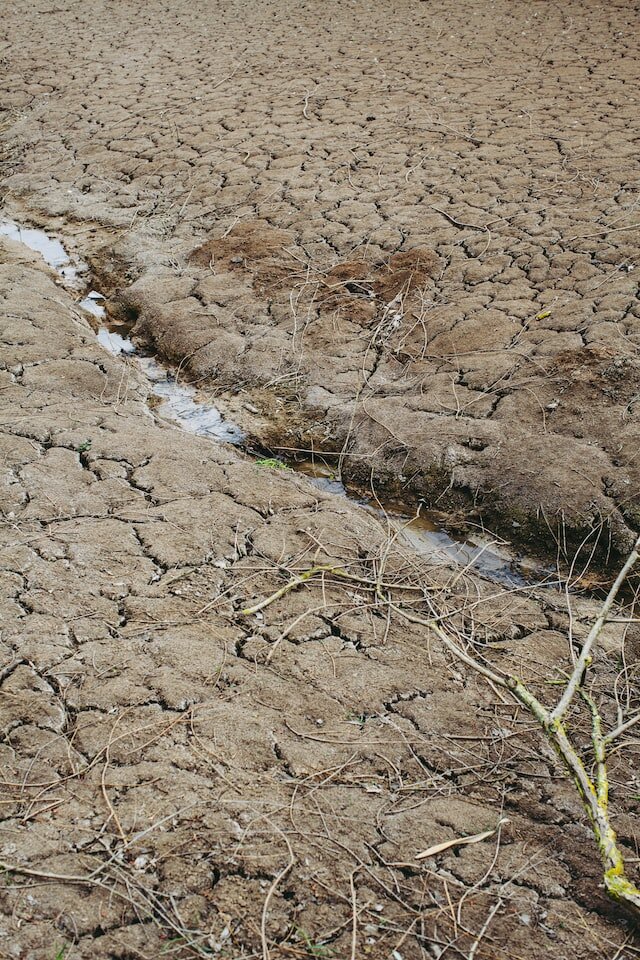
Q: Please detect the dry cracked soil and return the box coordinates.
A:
[1,1,640,959]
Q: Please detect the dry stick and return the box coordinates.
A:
[605,711,640,744]
[432,205,488,232]
[242,565,345,615]
[349,869,358,960]
[389,600,507,690]
[242,544,640,917]
[241,564,422,616]
[266,602,330,664]
[551,533,640,723]
[101,714,128,843]
[565,221,640,242]
[260,821,295,960]
[467,899,504,960]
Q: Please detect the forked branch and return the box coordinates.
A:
[242,534,640,917]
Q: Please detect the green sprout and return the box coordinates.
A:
[256,457,290,471]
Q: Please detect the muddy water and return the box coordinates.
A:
[94,310,245,445]
[1,216,539,585]
[0,217,87,285]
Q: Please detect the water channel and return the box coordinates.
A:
[1,215,544,586]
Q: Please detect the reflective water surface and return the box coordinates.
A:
[0,217,87,285]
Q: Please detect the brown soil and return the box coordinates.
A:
[2,0,637,560]
[1,1,640,958]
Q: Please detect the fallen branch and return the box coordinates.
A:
[241,535,640,917]
[241,564,422,615]
[551,534,640,722]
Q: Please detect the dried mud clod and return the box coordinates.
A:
[189,221,295,270]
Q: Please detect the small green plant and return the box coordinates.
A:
[54,948,68,960]
[256,457,289,471]
[76,439,92,453]
[294,928,333,957]
[345,711,367,727]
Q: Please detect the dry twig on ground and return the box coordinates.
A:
[242,534,640,918]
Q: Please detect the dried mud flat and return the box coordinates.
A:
[1,1,640,959]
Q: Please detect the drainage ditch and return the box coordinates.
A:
[1,215,548,587]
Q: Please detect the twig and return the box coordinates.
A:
[468,899,503,960]
[551,533,640,722]
[241,564,422,616]
[349,869,358,960]
[432,206,488,233]
[261,822,295,960]
[605,711,640,744]
[242,565,346,615]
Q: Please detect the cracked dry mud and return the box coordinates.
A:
[1,1,640,959]
[2,0,639,558]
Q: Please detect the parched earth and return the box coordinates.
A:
[1,1,640,959]
[2,240,640,960]
[2,0,639,559]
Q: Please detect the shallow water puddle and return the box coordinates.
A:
[0,218,244,444]
[397,515,526,583]
[3,215,532,585]
[0,216,87,285]
[292,459,522,581]
[137,355,245,444]
[93,311,245,444]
